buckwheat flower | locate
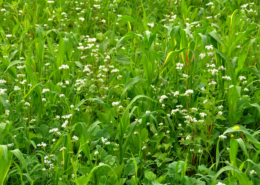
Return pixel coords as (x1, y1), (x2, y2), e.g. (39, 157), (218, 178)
(183, 74), (188, 78)
(146, 122), (150, 126)
(218, 105), (223, 109)
(117, 75), (122, 79)
(200, 112), (207, 118)
(59, 65), (69, 70)
(25, 102), (30, 106)
(159, 122), (163, 126)
(222, 75), (231, 80)
(173, 91), (179, 96)
(138, 119), (142, 124)
(30, 119), (36, 123)
(239, 76), (246, 81)
(42, 89), (50, 93)
(244, 88), (249, 91)
(250, 170), (257, 175)
(134, 131), (138, 135)
(203, 99), (207, 104)
(1, 8), (6, 12)
(219, 135), (227, 139)
(62, 120), (68, 128)
(206, 2), (213, 6)
(166, 130), (170, 133)
(218, 66), (226, 70)
(198, 149), (203, 153)
(186, 135), (191, 140)
(59, 94), (65, 98)
(242, 80), (247, 84)
(199, 53), (206, 59)
(189, 108), (197, 112)
(205, 45), (213, 50)
(105, 142), (110, 145)
(111, 69), (119, 73)
(0, 79), (7, 84)
(112, 101), (120, 106)
(185, 89), (193, 94)
(47, 1), (54, 3)
(60, 147), (66, 151)
(79, 17), (85, 21)
(218, 111), (223, 115)
(14, 86), (21, 91)
(229, 85), (234, 88)
(216, 182), (225, 185)
(42, 168), (46, 171)
(72, 136), (78, 141)
(142, 146), (147, 150)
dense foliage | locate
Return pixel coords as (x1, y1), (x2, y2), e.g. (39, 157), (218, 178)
(1, 0), (260, 184)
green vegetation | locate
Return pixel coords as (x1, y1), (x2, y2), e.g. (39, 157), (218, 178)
(1, 0), (260, 184)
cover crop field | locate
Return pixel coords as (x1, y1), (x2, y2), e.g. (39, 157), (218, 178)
(1, 0), (260, 184)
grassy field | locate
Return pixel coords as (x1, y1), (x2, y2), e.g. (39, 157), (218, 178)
(1, 0), (260, 184)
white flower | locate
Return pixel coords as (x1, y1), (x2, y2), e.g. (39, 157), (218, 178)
(239, 76), (246, 81)
(244, 88), (249, 91)
(0, 89), (7, 95)
(216, 182), (225, 185)
(111, 69), (119, 73)
(60, 147), (66, 151)
(0, 79), (7, 84)
(205, 45), (213, 50)
(72, 174), (75, 179)
(7, 143), (14, 147)
(199, 53), (206, 59)
(79, 17), (85, 21)
(184, 89), (193, 96)
(72, 135), (78, 141)
(186, 135), (191, 140)
(59, 65), (69, 70)
(250, 170), (257, 175)
(59, 94), (65, 98)
(229, 85), (234, 88)
(159, 122), (163, 126)
(218, 111), (223, 115)
(25, 102), (30, 106)
(142, 146), (147, 150)
(222, 75), (231, 80)
(134, 131), (138, 135)
(62, 120), (68, 128)
(203, 99), (207, 104)
(219, 135), (227, 139)
(47, 1), (54, 3)
(94, 151), (99, 155)
(112, 101), (120, 106)
(218, 105), (223, 109)
(42, 89), (50, 93)
(173, 91), (179, 96)
(14, 86), (21, 91)
(42, 168), (46, 171)
(218, 66), (226, 70)
(206, 2), (213, 6)
(147, 23), (154, 27)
